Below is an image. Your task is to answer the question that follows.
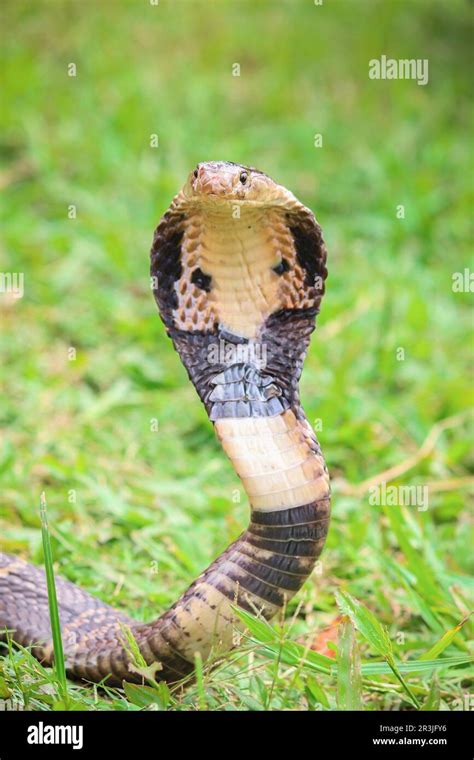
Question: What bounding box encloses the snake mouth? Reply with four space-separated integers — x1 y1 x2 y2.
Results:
185 182 291 209
190 195 276 207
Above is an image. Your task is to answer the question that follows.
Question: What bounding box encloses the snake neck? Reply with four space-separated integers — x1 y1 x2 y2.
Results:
132 401 330 676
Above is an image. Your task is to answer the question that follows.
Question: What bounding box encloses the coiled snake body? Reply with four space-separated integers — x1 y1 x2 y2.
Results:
0 162 330 685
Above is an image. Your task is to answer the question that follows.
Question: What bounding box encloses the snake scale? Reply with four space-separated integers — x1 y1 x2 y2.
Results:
0 161 330 685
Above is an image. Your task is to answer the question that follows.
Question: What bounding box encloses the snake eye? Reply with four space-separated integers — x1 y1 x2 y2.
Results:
193 169 198 179
239 172 248 184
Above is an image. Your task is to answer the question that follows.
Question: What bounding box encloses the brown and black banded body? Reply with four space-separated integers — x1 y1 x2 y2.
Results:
0 161 330 685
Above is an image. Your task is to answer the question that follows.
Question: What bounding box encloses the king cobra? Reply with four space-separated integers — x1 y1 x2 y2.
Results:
0 161 330 685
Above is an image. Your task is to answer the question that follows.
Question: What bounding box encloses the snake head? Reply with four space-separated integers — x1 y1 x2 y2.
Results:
184 161 296 207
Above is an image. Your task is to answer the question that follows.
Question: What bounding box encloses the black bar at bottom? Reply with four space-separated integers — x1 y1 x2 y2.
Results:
0 709 471 757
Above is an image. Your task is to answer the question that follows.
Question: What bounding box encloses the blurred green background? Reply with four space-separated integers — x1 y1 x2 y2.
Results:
0 0 472 710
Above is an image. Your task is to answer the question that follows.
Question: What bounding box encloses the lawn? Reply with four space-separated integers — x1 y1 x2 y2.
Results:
0 0 472 711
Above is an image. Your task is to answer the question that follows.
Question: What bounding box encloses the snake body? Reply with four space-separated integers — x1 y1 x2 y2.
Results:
0 161 330 685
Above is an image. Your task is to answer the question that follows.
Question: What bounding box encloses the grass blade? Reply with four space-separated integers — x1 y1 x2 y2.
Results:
335 591 392 658
336 591 420 708
337 618 362 710
421 677 440 711
194 651 207 710
383 506 448 605
419 614 472 661
39 492 68 703
234 606 473 678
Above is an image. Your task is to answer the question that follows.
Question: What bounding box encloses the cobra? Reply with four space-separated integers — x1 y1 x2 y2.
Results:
0 161 331 685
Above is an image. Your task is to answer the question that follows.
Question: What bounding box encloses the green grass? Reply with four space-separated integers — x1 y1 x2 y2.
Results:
0 0 472 711
39 491 68 704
